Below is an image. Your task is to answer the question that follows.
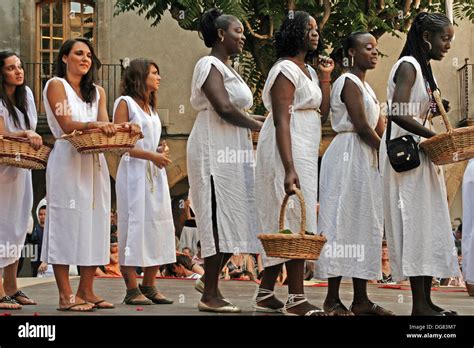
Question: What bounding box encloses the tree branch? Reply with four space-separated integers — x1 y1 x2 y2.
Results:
319 0 331 30
243 18 273 40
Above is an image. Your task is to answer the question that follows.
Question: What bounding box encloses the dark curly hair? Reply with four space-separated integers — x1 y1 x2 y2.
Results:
199 8 238 48
274 11 323 62
55 38 101 104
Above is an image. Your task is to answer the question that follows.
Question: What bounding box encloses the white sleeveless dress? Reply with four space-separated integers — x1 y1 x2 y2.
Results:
379 56 459 281
462 159 474 283
0 87 37 267
315 73 383 280
187 56 259 258
41 77 110 266
114 96 176 267
255 59 322 268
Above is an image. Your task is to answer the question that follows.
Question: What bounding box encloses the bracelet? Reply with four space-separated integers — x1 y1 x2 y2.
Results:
319 79 331 83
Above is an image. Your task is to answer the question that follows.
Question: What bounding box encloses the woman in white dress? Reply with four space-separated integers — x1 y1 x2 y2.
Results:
254 11 334 316
379 12 459 315
0 51 42 310
188 8 263 313
113 58 176 305
462 159 474 296
42 38 118 312
314 33 393 316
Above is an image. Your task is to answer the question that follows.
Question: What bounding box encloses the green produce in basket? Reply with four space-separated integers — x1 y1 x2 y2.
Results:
278 229 315 235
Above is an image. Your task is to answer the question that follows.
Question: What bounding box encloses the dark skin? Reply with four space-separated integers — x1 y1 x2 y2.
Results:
390 25 454 139
325 34 393 316
257 16 334 316
199 18 263 309
391 24 456 316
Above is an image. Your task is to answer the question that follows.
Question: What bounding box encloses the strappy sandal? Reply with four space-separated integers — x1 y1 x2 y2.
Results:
323 299 354 316
252 287 284 313
282 294 327 316
57 302 95 312
349 302 395 316
123 288 153 305
139 284 173 304
11 290 37 305
0 296 22 310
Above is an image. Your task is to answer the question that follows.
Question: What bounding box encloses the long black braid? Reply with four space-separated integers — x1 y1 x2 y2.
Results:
399 12 452 113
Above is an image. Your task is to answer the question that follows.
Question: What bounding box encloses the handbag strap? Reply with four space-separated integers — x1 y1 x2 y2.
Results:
385 80 433 145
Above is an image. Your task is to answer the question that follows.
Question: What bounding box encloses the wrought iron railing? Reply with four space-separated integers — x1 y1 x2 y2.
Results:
458 59 473 125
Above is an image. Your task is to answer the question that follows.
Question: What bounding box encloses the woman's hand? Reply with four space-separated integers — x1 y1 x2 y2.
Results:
251 120 263 132
24 130 43 150
94 121 117 136
317 55 335 76
284 170 300 195
38 262 48 274
150 152 172 169
120 122 141 135
158 140 170 156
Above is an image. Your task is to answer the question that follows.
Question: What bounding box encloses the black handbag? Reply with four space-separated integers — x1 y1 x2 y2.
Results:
385 108 428 173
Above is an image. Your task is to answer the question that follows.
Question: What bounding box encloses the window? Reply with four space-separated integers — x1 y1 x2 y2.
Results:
35 1 96 111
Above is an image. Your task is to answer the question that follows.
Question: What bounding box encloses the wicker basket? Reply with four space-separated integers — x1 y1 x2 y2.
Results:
420 90 474 165
0 135 52 170
258 187 327 260
251 131 259 144
62 124 143 154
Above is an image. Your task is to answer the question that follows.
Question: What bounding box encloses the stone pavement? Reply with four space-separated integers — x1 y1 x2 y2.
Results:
9 277 473 316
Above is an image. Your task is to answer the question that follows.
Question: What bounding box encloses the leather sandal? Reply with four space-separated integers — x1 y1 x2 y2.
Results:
11 290 37 305
0 295 22 310
139 284 173 304
197 300 241 313
123 288 153 305
323 299 354 316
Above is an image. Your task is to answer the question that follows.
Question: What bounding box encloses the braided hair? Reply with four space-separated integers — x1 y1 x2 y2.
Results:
399 12 452 112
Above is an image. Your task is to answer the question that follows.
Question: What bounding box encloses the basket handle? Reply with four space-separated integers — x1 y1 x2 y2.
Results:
278 185 306 236
433 90 453 132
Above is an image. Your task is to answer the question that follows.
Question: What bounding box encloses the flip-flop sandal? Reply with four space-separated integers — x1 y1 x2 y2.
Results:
11 290 37 305
57 302 96 312
93 299 115 309
0 296 22 310
323 299 354 316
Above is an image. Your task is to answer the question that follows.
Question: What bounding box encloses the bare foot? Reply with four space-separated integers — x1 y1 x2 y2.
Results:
76 292 114 308
0 296 22 310
58 295 95 311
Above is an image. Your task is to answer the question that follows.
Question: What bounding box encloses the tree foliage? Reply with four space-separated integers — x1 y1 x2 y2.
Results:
115 0 474 112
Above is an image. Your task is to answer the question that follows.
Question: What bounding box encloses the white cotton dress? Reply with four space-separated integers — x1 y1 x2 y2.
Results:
379 56 459 281
255 59 322 268
41 77 110 266
314 73 383 280
462 159 474 283
0 87 37 267
114 96 176 267
187 55 259 258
